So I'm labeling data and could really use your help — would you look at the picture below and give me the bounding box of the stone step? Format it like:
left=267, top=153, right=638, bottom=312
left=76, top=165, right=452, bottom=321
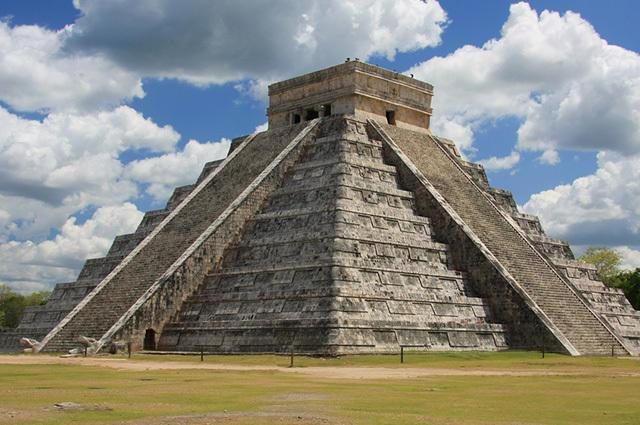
left=271, top=177, right=413, bottom=199
left=376, top=122, right=628, bottom=356
left=39, top=122, right=317, bottom=352
left=252, top=205, right=431, bottom=225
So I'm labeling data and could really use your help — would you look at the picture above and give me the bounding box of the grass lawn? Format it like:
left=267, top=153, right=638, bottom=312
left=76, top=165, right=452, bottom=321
left=0, top=351, right=638, bottom=424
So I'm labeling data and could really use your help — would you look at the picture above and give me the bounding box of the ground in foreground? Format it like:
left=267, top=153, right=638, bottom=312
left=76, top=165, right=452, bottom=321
left=0, top=351, right=638, bottom=425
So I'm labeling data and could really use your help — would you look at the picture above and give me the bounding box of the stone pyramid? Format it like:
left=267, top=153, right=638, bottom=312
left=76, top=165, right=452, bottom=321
left=3, top=61, right=639, bottom=356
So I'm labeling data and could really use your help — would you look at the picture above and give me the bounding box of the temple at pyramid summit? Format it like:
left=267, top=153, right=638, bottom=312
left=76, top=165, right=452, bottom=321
left=2, top=61, right=639, bottom=356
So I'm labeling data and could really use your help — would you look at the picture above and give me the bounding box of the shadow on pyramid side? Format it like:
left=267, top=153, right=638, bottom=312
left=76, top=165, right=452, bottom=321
left=3, top=61, right=638, bottom=356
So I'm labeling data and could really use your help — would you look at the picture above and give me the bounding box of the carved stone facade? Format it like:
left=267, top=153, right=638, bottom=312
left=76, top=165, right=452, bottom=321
left=268, top=61, right=433, bottom=133
left=3, top=62, right=638, bottom=356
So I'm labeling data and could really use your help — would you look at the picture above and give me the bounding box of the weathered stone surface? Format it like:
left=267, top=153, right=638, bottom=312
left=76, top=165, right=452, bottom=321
left=0, top=160, right=222, bottom=351
left=38, top=121, right=318, bottom=353
left=268, top=61, right=433, bottom=132
left=438, top=137, right=640, bottom=354
left=3, top=61, right=637, bottom=356
left=159, top=118, right=507, bottom=355
left=373, top=120, right=634, bottom=355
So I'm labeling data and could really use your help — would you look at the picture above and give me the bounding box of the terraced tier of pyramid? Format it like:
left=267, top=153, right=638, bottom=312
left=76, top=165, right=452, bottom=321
left=3, top=61, right=638, bottom=356
left=0, top=158, right=224, bottom=351
left=158, top=118, right=508, bottom=354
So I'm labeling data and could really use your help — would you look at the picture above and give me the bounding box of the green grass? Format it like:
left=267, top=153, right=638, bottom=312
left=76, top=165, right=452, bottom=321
left=1, top=351, right=638, bottom=425
left=132, top=349, right=638, bottom=373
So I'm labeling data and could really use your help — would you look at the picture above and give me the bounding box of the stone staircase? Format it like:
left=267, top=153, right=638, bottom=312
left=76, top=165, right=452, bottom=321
left=438, top=137, right=639, bottom=355
left=1, top=158, right=226, bottom=352
left=39, top=123, right=312, bottom=352
left=159, top=117, right=507, bottom=354
left=373, top=121, right=630, bottom=355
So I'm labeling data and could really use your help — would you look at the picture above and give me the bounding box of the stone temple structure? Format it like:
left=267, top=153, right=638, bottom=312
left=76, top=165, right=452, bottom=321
left=2, top=61, right=639, bottom=356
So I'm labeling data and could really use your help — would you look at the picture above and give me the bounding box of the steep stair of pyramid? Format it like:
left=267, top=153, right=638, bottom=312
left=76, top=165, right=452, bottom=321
left=160, top=118, right=507, bottom=354
left=39, top=123, right=316, bottom=352
left=4, top=168, right=217, bottom=351
left=373, top=121, right=630, bottom=355
left=434, top=136, right=640, bottom=354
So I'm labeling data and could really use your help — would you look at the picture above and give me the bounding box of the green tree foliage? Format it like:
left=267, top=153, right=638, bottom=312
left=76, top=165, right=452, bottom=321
left=579, top=247, right=622, bottom=285
left=24, top=291, right=50, bottom=306
left=0, top=284, right=50, bottom=328
left=610, top=269, right=640, bottom=310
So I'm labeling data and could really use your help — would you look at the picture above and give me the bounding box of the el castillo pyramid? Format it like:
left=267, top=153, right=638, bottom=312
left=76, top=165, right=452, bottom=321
left=2, top=61, right=639, bottom=356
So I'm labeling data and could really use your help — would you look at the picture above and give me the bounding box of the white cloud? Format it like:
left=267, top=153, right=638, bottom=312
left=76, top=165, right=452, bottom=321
left=431, top=118, right=475, bottom=154
left=617, top=246, right=640, bottom=271
left=478, top=151, right=521, bottom=171
left=409, top=2, right=640, bottom=160
left=0, top=104, right=230, bottom=292
left=65, top=0, right=447, bottom=88
left=253, top=122, right=268, bottom=134
left=0, top=105, right=179, bottom=239
left=0, top=203, right=143, bottom=293
left=125, top=139, right=231, bottom=201
left=538, top=149, right=560, bottom=165
left=408, top=2, right=640, bottom=266
left=0, top=20, right=143, bottom=112
left=523, top=152, right=640, bottom=248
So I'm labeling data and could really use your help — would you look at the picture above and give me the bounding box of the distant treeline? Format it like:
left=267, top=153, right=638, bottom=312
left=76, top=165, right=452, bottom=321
left=579, top=247, right=640, bottom=310
left=0, top=285, right=50, bottom=328
left=608, top=270, right=640, bottom=310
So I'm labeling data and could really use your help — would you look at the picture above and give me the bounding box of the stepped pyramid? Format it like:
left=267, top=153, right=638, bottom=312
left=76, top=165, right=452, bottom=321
left=3, top=61, right=639, bottom=355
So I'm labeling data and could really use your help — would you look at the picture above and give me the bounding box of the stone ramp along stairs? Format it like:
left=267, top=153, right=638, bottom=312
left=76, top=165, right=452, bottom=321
left=369, top=119, right=632, bottom=356
left=36, top=120, right=320, bottom=353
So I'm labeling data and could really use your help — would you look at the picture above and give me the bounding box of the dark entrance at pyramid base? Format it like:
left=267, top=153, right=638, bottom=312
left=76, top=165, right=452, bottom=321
left=143, top=329, right=157, bottom=351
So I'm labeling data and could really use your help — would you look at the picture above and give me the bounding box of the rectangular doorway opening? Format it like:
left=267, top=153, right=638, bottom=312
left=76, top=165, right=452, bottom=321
left=305, top=109, right=319, bottom=120
left=386, top=110, right=396, bottom=125
left=293, top=114, right=301, bottom=124
left=323, top=104, right=332, bottom=117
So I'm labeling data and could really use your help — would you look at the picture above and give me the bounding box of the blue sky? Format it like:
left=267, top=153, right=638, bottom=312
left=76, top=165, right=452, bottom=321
left=0, top=0, right=639, bottom=293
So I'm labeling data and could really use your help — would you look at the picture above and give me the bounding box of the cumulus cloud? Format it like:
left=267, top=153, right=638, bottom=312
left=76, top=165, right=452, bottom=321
left=0, top=203, right=143, bottom=293
left=0, top=102, right=230, bottom=290
left=65, top=0, right=447, bottom=91
left=409, top=2, right=640, bottom=162
left=405, top=2, right=640, bottom=268
left=431, top=118, right=475, bottom=155
left=538, top=149, right=560, bottom=165
left=523, top=152, right=640, bottom=262
left=0, top=20, right=143, bottom=112
left=126, top=139, right=231, bottom=201
left=253, top=122, right=268, bottom=134
left=478, top=151, right=520, bottom=171
left=0, top=105, right=178, bottom=239
left=617, top=246, right=640, bottom=271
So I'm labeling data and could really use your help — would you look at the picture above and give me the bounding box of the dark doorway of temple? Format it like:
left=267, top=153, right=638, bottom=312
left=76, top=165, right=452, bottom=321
left=386, top=110, right=396, bottom=125
left=143, top=329, right=156, bottom=350
left=305, top=109, right=319, bottom=120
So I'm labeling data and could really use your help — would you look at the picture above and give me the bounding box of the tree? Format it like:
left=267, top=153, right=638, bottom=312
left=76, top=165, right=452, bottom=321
left=0, top=284, right=12, bottom=301
left=0, top=295, right=26, bottom=328
left=25, top=291, right=50, bottom=306
left=0, top=284, right=51, bottom=328
left=610, top=269, right=640, bottom=310
left=579, top=247, right=622, bottom=286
